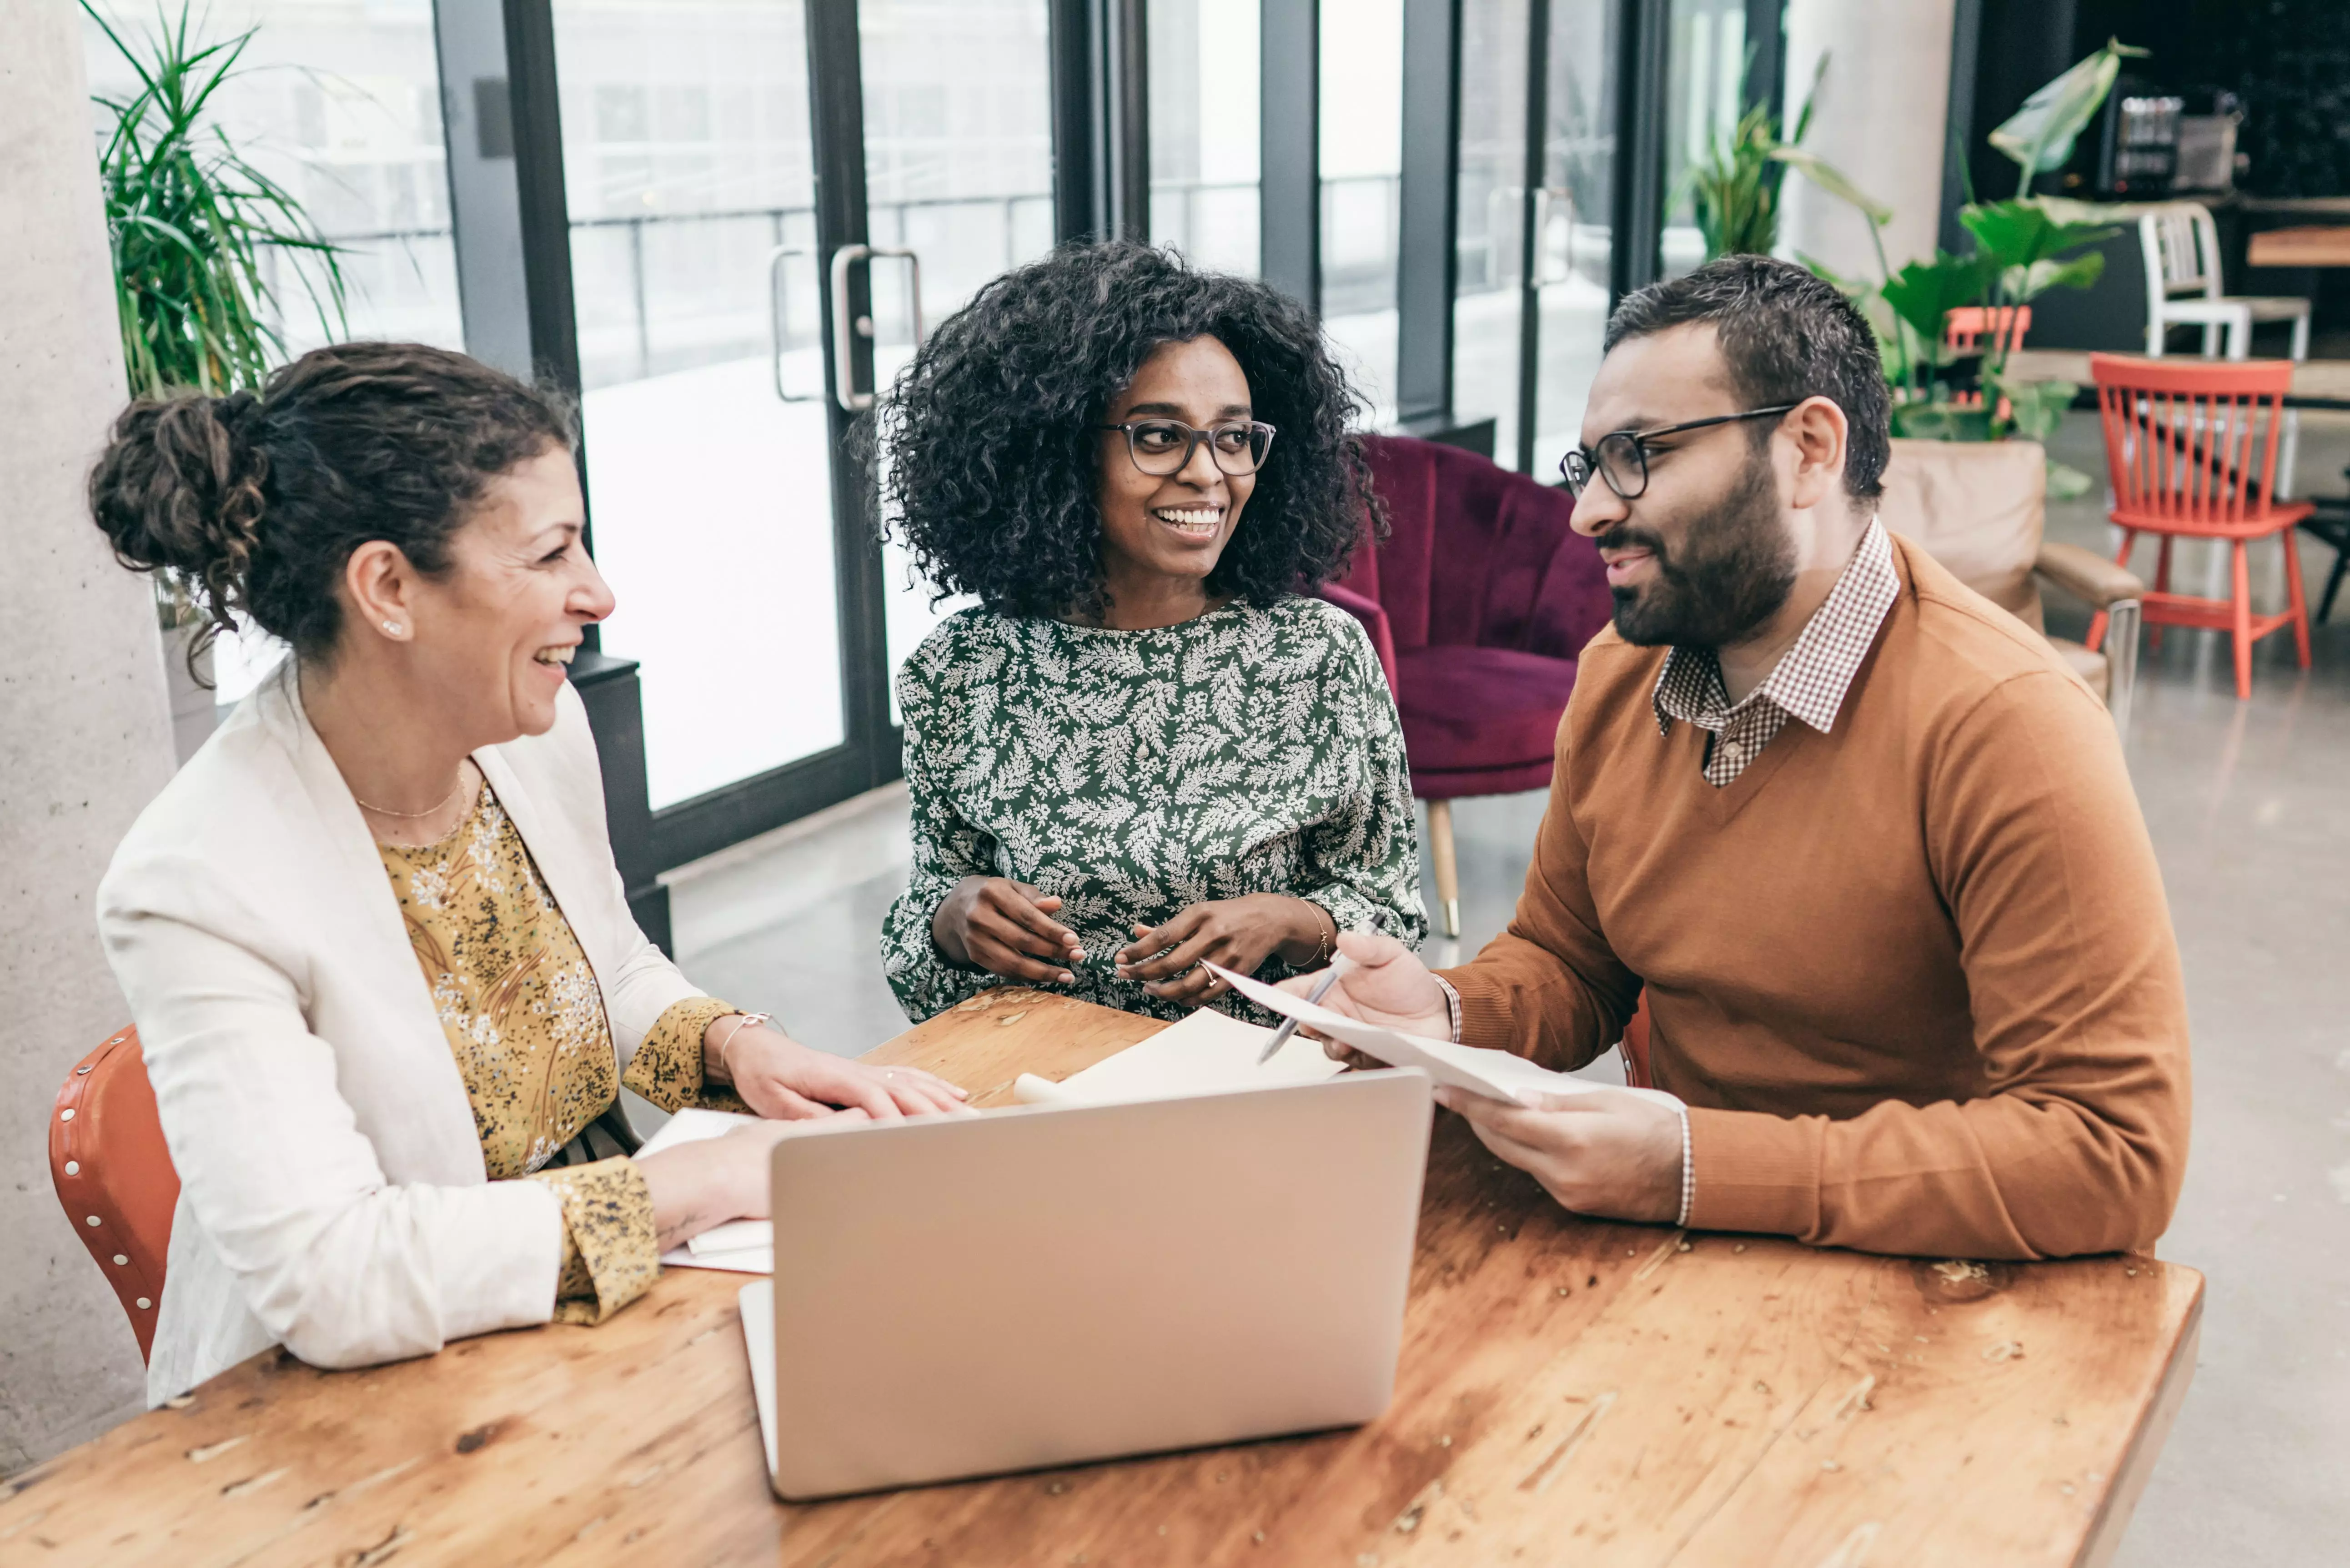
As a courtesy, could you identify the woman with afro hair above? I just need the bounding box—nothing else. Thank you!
[868,241,1426,1025]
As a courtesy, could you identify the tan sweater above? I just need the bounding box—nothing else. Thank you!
[1442,535,2189,1260]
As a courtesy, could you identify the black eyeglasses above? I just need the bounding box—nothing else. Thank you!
[1559,405,1799,500]
[1100,418,1277,477]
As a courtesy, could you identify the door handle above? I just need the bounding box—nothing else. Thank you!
[828,243,926,412]
[768,245,817,402]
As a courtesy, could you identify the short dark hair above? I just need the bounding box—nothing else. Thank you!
[1603,255,1890,502]
[858,239,1381,621]
[90,342,575,663]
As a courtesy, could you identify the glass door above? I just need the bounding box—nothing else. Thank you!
[1148,0,1262,274]
[1531,0,1621,475]
[1317,0,1405,427]
[854,0,1059,697]
[550,0,844,816]
[544,0,1063,862]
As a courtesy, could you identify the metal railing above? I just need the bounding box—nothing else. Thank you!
[261,173,1599,380]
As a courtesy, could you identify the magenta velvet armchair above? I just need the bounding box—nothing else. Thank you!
[1319,434,1614,936]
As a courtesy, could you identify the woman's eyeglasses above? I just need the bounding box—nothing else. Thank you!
[1101,418,1278,477]
[1559,405,1798,500]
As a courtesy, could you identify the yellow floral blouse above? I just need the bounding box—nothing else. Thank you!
[377,783,743,1325]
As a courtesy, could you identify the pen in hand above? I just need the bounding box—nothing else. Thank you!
[1257,909,1387,1065]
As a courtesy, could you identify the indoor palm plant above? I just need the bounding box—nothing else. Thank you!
[84,0,349,731]
[1682,55,1890,267]
[86,1,348,400]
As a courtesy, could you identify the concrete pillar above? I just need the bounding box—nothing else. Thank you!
[0,2,179,1470]
[1778,0,1958,284]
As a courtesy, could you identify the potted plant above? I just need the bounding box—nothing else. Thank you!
[84,1,348,754]
[1681,54,1890,267]
[1806,39,2149,499]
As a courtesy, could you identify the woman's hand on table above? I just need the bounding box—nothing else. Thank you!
[707,1016,973,1120]
[639,1118,854,1250]
[1116,894,1335,1003]
[933,875,1086,985]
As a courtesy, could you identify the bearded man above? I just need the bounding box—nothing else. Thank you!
[1305,255,2189,1259]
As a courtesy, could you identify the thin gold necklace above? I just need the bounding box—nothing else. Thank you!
[352,770,471,820]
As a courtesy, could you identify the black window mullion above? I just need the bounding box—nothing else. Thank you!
[1512,0,1551,473]
[1049,0,1099,240]
[805,0,893,794]
[1394,0,1463,427]
[1611,0,1669,305]
[1260,0,1320,311]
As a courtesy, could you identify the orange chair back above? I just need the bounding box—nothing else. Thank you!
[51,1026,180,1362]
[2090,352,2296,534]
[1942,305,2032,357]
[1942,307,2032,412]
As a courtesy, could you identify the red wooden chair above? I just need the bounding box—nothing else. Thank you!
[51,1026,179,1362]
[1942,305,2033,412]
[2085,353,2314,699]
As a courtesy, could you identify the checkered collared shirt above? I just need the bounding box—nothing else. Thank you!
[1652,518,1899,788]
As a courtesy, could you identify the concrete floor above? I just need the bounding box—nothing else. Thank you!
[663,409,2350,1564]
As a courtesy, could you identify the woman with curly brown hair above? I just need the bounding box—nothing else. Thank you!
[89,342,968,1403]
[870,241,1426,1025]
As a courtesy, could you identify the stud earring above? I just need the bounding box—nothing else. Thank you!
[382,620,404,635]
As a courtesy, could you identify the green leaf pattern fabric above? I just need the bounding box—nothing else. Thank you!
[883,598,1427,1025]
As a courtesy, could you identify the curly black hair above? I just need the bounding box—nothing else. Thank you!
[857,240,1384,620]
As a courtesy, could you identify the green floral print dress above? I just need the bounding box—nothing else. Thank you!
[883,596,1426,1025]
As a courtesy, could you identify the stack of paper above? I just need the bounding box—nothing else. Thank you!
[1205,963,1681,1109]
[636,1107,775,1273]
[1010,1005,1342,1106]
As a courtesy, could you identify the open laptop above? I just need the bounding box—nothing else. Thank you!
[738,1069,1432,1500]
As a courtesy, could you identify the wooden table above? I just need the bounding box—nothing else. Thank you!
[2005,346,2350,409]
[2247,225,2350,268]
[0,990,2202,1567]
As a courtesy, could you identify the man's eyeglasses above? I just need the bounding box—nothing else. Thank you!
[1559,405,1798,500]
[1101,418,1278,477]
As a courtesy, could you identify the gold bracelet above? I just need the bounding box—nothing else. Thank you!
[1310,903,1335,967]
[710,1010,773,1079]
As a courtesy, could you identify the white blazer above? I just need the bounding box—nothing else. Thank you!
[98,663,701,1404]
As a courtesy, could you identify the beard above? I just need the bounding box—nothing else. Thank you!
[1600,449,1797,649]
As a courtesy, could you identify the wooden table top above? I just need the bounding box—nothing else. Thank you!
[2005,347,2350,407]
[0,989,2202,1568]
[2247,225,2350,267]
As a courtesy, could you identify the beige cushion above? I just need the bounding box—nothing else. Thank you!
[2047,637,2111,701]
[1876,437,2049,633]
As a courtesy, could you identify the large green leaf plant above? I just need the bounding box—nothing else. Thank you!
[1803,39,2148,498]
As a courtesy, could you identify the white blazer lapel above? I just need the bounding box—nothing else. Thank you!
[474,739,610,977]
[262,665,470,1113]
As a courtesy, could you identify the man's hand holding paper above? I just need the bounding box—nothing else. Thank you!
[1238,931,1687,1224]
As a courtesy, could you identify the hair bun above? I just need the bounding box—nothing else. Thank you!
[88,391,271,630]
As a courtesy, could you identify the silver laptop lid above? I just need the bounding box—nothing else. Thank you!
[763,1069,1432,1499]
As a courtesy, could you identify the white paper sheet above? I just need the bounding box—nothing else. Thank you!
[1009,1004,1345,1106]
[1204,962,1681,1109]
[635,1107,778,1270]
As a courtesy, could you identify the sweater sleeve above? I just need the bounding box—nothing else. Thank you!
[880,648,999,1021]
[1438,705,1642,1072]
[1296,614,1430,947]
[1682,671,2190,1260]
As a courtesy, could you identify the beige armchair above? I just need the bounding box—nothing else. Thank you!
[1876,437,2144,734]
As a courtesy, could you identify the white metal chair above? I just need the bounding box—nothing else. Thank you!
[2139,203,2311,362]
